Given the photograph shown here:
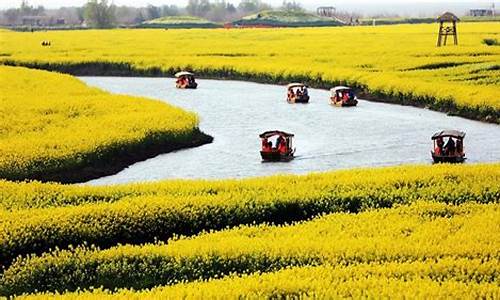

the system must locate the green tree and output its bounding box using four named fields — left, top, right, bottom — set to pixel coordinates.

left=238, top=0, right=272, bottom=14
left=146, top=5, right=160, bottom=20
left=84, top=0, right=116, bottom=28
left=281, top=1, right=303, bottom=12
